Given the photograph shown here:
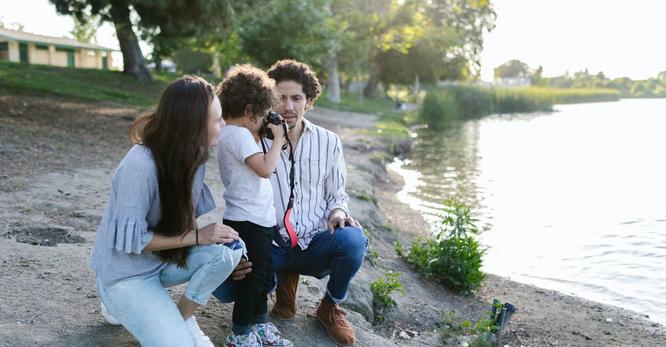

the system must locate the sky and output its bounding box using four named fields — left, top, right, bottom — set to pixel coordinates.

left=1, top=0, right=665, bottom=81
left=479, top=0, right=666, bottom=81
